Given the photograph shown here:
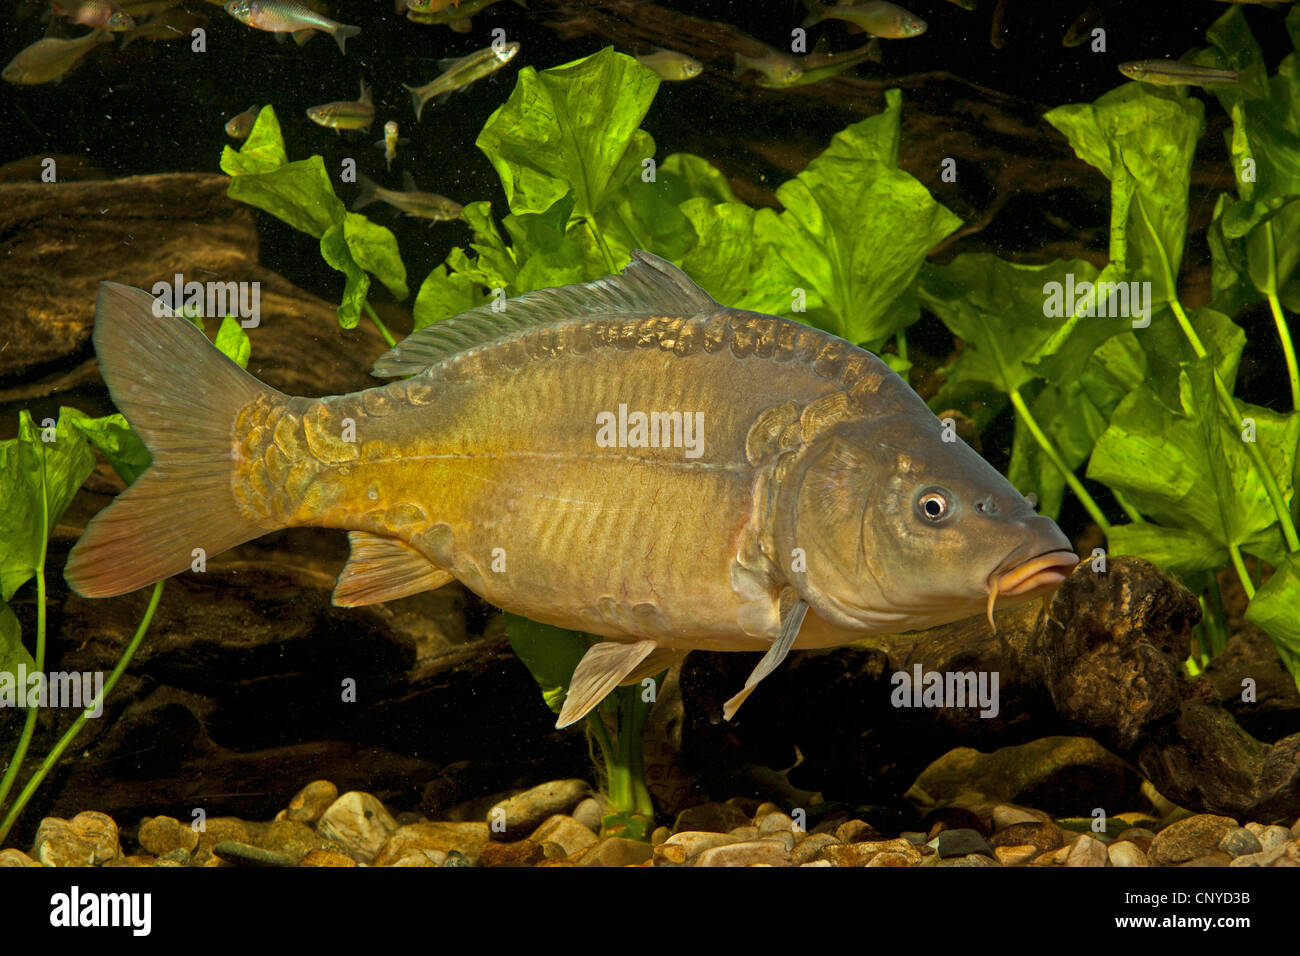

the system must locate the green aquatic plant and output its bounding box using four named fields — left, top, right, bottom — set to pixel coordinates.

left=0, top=321, right=250, bottom=843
